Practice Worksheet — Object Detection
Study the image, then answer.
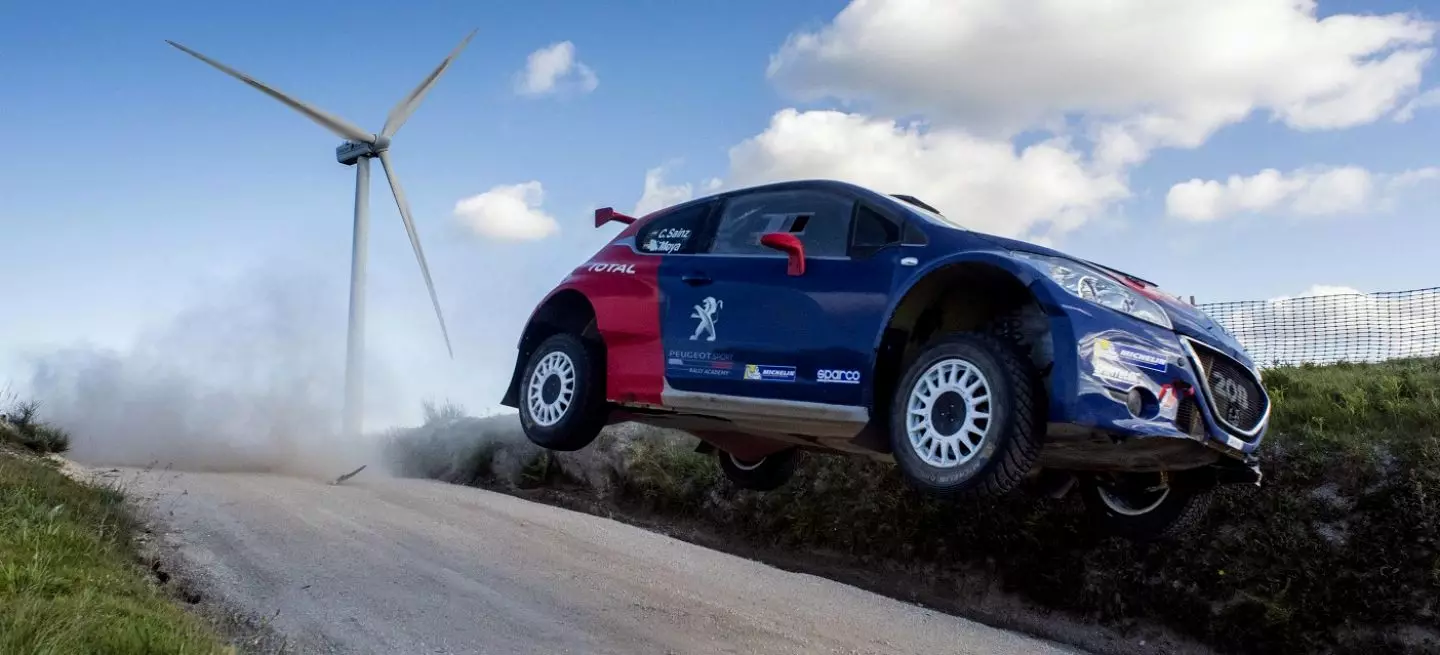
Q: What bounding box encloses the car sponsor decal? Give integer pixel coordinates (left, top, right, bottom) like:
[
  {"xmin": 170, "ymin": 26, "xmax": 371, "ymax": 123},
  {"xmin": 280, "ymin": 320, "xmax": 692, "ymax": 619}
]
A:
[
  {"xmin": 666, "ymin": 349, "xmax": 735, "ymax": 378},
  {"xmin": 586, "ymin": 262, "xmax": 636, "ymax": 274},
  {"xmin": 1094, "ymin": 338, "xmax": 1168, "ymax": 372},
  {"xmin": 1091, "ymin": 361, "xmax": 1143, "ymax": 387},
  {"xmin": 744, "ymin": 364, "xmax": 796, "ymax": 383},
  {"xmin": 817, "ymin": 368, "xmax": 861, "ymax": 384},
  {"xmin": 689, "ymin": 296, "xmax": 722, "ymax": 342}
]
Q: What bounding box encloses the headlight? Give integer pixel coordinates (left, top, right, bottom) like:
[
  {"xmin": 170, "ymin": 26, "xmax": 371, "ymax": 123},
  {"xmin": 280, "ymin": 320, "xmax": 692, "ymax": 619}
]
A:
[{"xmin": 1013, "ymin": 251, "xmax": 1173, "ymax": 330}]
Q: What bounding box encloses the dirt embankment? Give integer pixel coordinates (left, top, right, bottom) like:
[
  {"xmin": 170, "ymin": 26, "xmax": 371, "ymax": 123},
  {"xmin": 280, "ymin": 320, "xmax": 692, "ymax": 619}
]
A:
[{"xmin": 383, "ymin": 357, "xmax": 1440, "ymax": 655}]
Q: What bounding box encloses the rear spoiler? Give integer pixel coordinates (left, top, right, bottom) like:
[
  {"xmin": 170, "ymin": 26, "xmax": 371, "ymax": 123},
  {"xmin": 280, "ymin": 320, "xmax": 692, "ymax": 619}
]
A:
[{"xmin": 594, "ymin": 207, "xmax": 637, "ymax": 228}]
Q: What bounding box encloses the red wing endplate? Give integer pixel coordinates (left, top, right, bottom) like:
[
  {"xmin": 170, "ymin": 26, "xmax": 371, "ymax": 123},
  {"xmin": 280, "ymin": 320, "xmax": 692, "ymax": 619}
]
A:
[{"xmin": 595, "ymin": 207, "xmax": 637, "ymax": 228}]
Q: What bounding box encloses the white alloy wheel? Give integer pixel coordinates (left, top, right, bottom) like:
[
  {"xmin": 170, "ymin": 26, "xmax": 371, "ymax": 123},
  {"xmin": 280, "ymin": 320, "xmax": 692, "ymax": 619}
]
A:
[
  {"xmin": 1097, "ymin": 484, "xmax": 1172, "ymax": 516},
  {"xmin": 905, "ymin": 357, "xmax": 993, "ymax": 468},
  {"xmin": 728, "ymin": 453, "xmax": 765, "ymax": 471},
  {"xmin": 527, "ymin": 351, "xmax": 577, "ymax": 427}
]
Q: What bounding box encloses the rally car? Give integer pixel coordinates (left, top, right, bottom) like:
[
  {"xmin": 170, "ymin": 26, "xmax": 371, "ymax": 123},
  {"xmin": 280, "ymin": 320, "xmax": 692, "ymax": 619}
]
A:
[{"xmin": 501, "ymin": 179, "xmax": 1269, "ymax": 540}]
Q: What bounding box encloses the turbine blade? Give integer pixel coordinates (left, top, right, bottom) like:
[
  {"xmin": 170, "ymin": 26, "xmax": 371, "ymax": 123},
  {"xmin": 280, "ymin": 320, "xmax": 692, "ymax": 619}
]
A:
[
  {"xmin": 379, "ymin": 29, "xmax": 478, "ymax": 139},
  {"xmin": 377, "ymin": 150, "xmax": 454, "ymax": 359},
  {"xmin": 166, "ymin": 40, "xmax": 374, "ymax": 144}
]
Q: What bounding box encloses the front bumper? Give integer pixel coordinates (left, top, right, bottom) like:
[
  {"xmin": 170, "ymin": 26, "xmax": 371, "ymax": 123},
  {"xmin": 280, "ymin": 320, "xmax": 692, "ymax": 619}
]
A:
[{"xmin": 1045, "ymin": 301, "xmax": 1271, "ymax": 465}]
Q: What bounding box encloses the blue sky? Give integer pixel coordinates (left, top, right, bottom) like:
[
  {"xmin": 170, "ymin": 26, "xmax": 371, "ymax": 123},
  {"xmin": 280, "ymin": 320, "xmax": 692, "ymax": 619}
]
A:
[{"xmin": 4, "ymin": 0, "xmax": 1440, "ymax": 427}]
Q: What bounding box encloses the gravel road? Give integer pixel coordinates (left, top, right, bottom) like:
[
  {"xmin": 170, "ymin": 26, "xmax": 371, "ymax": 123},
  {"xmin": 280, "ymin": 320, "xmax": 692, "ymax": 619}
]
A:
[{"xmin": 117, "ymin": 467, "xmax": 1081, "ymax": 655}]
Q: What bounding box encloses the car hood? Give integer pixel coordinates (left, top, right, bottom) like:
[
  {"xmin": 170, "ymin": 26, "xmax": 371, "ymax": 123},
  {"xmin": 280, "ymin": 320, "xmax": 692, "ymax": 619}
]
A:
[{"xmin": 971, "ymin": 232, "xmax": 1254, "ymax": 365}]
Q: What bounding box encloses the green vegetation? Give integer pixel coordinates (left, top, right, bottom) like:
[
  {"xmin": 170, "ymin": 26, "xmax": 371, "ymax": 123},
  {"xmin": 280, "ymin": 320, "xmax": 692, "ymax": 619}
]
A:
[
  {"xmin": 1, "ymin": 419, "xmax": 229, "ymax": 653},
  {"xmin": 386, "ymin": 356, "xmax": 1440, "ymax": 654},
  {"xmin": 1, "ymin": 399, "xmax": 72, "ymax": 454}
]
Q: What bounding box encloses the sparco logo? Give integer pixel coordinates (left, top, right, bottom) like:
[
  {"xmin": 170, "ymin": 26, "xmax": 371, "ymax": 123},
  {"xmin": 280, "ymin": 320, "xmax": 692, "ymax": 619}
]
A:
[
  {"xmin": 817, "ymin": 369, "xmax": 861, "ymax": 384},
  {"xmin": 587, "ymin": 262, "xmax": 635, "ymax": 274}
]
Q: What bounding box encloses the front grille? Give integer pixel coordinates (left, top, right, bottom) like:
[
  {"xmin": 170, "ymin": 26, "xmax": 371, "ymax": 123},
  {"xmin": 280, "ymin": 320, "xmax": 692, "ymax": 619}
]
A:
[{"xmin": 1188, "ymin": 339, "xmax": 1268, "ymax": 436}]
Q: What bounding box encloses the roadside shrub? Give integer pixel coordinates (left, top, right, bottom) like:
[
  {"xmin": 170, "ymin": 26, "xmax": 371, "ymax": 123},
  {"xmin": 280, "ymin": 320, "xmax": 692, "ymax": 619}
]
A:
[{"xmin": 1, "ymin": 399, "xmax": 72, "ymax": 455}]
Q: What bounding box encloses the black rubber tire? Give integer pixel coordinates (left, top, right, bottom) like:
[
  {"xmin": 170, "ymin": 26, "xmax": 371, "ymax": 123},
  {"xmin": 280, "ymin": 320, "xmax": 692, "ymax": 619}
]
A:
[
  {"xmin": 1079, "ymin": 470, "xmax": 1215, "ymax": 541},
  {"xmin": 718, "ymin": 449, "xmax": 798, "ymax": 492},
  {"xmin": 517, "ymin": 332, "xmax": 608, "ymax": 452},
  {"xmin": 888, "ymin": 331, "xmax": 1044, "ymax": 499}
]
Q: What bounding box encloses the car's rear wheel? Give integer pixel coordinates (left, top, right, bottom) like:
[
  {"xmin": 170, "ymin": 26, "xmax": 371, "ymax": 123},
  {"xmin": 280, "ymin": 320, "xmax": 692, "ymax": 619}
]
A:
[
  {"xmin": 518, "ymin": 332, "xmax": 608, "ymax": 451},
  {"xmin": 1078, "ymin": 470, "xmax": 1215, "ymax": 541},
  {"xmin": 888, "ymin": 332, "xmax": 1043, "ymax": 499},
  {"xmin": 718, "ymin": 448, "xmax": 798, "ymax": 491}
]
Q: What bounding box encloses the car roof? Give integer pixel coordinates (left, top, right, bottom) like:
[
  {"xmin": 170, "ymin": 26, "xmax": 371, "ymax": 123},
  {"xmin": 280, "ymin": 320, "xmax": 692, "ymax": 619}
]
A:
[{"xmin": 643, "ymin": 179, "xmax": 912, "ymax": 219}]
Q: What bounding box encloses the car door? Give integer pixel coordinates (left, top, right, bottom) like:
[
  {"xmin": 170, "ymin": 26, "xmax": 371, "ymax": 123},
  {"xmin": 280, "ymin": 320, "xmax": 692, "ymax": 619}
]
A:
[
  {"xmin": 605, "ymin": 199, "xmax": 718, "ymax": 403},
  {"xmin": 659, "ymin": 187, "xmax": 902, "ymax": 408}
]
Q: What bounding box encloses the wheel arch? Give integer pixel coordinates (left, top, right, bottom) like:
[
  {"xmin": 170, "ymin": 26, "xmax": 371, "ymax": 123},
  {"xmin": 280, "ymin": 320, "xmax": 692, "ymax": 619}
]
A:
[
  {"xmin": 501, "ymin": 288, "xmax": 603, "ymax": 409},
  {"xmin": 865, "ymin": 252, "xmax": 1070, "ymax": 440}
]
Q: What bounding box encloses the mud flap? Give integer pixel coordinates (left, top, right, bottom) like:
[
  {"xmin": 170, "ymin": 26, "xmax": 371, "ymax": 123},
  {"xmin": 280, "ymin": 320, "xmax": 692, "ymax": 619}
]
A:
[{"xmin": 500, "ymin": 354, "xmax": 524, "ymax": 409}]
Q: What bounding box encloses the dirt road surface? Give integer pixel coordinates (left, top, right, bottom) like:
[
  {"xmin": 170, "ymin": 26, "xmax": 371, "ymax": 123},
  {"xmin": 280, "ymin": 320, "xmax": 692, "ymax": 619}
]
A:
[{"xmin": 116, "ymin": 467, "xmax": 1082, "ymax": 655}]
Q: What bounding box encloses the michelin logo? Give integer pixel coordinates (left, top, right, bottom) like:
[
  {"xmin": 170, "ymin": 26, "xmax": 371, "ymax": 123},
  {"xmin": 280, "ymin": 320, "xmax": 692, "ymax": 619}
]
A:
[
  {"xmin": 817, "ymin": 369, "xmax": 861, "ymax": 384},
  {"xmin": 744, "ymin": 364, "xmax": 796, "ymax": 382},
  {"xmin": 1095, "ymin": 338, "xmax": 1168, "ymax": 372}
]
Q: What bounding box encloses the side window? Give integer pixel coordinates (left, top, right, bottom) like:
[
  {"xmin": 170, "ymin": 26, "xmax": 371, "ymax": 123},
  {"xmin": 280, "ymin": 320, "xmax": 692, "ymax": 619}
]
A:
[
  {"xmin": 709, "ymin": 190, "xmax": 853, "ymax": 258},
  {"xmin": 851, "ymin": 204, "xmax": 902, "ymax": 251},
  {"xmin": 636, "ymin": 203, "xmax": 710, "ymax": 254}
]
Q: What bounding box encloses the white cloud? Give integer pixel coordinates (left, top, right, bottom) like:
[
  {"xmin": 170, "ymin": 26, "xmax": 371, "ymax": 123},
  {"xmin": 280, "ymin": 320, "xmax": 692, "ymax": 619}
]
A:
[
  {"xmin": 515, "ymin": 41, "xmax": 598, "ymax": 97},
  {"xmin": 1166, "ymin": 165, "xmax": 1440, "ymax": 221},
  {"xmin": 1394, "ymin": 87, "xmax": 1440, "ymax": 121},
  {"xmin": 1269, "ymin": 284, "xmax": 1367, "ymax": 302},
  {"xmin": 632, "ymin": 166, "xmax": 695, "ymax": 216},
  {"xmin": 632, "ymin": 1, "xmax": 1440, "ymax": 243},
  {"xmin": 453, "ymin": 182, "xmax": 561, "ymax": 241},
  {"xmin": 767, "ymin": 0, "xmax": 1436, "ymax": 166},
  {"xmin": 721, "ymin": 108, "xmax": 1128, "ymax": 240}
]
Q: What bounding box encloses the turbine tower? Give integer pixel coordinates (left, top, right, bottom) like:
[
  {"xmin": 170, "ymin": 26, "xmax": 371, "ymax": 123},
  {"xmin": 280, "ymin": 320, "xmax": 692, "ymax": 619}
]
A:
[{"xmin": 167, "ymin": 31, "xmax": 476, "ymax": 439}]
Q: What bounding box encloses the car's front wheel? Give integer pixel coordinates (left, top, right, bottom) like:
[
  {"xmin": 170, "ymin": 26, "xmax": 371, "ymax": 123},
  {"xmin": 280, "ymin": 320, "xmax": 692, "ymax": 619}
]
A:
[
  {"xmin": 888, "ymin": 332, "xmax": 1044, "ymax": 499},
  {"xmin": 1078, "ymin": 470, "xmax": 1215, "ymax": 541},
  {"xmin": 518, "ymin": 332, "xmax": 609, "ymax": 451},
  {"xmin": 718, "ymin": 448, "xmax": 797, "ymax": 491}
]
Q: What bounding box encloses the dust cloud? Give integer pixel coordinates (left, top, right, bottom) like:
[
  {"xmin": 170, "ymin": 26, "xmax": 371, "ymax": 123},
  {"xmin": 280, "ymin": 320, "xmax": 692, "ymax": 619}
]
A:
[{"xmin": 24, "ymin": 270, "xmax": 400, "ymax": 480}]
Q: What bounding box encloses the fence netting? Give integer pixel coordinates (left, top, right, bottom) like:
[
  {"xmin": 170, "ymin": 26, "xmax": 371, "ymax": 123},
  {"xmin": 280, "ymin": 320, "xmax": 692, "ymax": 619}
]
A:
[{"xmin": 1196, "ymin": 287, "xmax": 1440, "ymax": 368}]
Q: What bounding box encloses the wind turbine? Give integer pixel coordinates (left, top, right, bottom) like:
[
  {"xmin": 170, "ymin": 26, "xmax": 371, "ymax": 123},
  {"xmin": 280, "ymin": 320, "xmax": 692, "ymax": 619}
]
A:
[{"xmin": 166, "ymin": 31, "xmax": 476, "ymax": 439}]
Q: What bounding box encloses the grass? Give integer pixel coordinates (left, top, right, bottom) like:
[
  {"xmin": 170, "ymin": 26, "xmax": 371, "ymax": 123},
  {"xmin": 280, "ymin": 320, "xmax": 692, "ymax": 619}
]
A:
[
  {"xmin": 386, "ymin": 355, "xmax": 1440, "ymax": 654},
  {"xmin": 1262, "ymin": 357, "xmax": 1440, "ymax": 471},
  {"xmin": 0, "ymin": 447, "xmax": 230, "ymax": 653}
]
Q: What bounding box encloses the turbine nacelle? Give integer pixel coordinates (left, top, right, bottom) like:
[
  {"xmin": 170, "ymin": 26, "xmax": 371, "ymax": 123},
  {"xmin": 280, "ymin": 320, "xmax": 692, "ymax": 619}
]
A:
[{"xmin": 336, "ymin": 137, "xmax": 390, "ymax": 166}]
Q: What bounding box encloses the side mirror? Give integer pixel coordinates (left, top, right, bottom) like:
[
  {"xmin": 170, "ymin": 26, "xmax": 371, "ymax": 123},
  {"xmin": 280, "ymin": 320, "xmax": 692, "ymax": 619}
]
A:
[{"xmin": 759, "ymin": 232, "xmax": 806, "ymax": 276}]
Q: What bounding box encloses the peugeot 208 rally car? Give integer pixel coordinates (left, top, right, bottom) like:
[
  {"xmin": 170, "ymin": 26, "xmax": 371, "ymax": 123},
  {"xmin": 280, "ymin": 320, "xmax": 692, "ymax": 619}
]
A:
[{"xmin": 501, "ymin": 179, "xmax": 1269, "ymax": 540}]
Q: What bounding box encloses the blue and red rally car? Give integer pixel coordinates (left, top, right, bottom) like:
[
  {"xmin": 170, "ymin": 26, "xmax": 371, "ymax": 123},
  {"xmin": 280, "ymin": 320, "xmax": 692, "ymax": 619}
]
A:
[{"xmin": 502, "ymin": 179, "xmax": 1269, "ymax": 540}]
